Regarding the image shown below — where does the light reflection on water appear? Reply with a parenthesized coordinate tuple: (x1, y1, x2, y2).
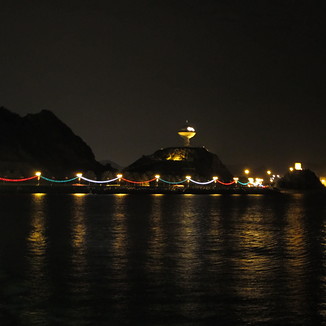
(0, 193, 325, 325)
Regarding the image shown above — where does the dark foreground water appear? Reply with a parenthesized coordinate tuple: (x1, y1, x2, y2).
(1, 193, 326, 326)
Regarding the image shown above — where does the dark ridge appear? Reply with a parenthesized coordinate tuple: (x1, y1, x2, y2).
(277, 169, 324, 190)
(123, 146, 233, 181)
(0, 106, 115, 177)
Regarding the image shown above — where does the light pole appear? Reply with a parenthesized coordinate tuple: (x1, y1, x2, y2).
(76, 173, 83, 183)
(186, 175, 191, 188)
(155, 175, 160, 187)
(117, 174, 123, 186)
(35, 171, 41, 186)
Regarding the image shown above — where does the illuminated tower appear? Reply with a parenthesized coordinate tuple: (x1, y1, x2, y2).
(178, 121, 196, 147)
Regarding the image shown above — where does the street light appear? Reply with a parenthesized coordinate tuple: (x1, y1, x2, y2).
(155, 175, 160, 187)
(35, 171, 41, 185)
(76, 173, 83, 182)
(117, 174, 123, 182)
(244, 169, 250, 175)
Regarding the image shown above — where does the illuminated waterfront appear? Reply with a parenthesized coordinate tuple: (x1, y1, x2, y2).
(1, 193, 326, 325)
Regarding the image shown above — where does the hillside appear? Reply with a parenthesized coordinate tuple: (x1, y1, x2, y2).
(0, 107, 113, 177)
(124, 147, 233, 181)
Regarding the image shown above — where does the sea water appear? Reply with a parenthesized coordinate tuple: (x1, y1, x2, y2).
(0, 193, 326, 325)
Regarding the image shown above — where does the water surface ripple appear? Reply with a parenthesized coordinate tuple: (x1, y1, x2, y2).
(0, 193, 325, 325)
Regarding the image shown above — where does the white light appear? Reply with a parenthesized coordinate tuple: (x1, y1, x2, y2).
(187, 127, 195, 132)
(294, 163, 302, 170)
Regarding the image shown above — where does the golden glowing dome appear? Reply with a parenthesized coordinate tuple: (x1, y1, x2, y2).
(178, 121, 196, 146)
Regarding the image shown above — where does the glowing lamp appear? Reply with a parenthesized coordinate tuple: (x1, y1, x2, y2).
(35, 171, 41, 183)
(267, 170, 271, 175)
(76, 173, 83, 178)
(186, 175, 191, 182)
(117, 174, 123, 181)
(244, 169, 250, 175)
(213, 176, 218, 182)
(233, 177, 239, 183)
(294, 163, 302, 170)
(289, 167, 294, 172)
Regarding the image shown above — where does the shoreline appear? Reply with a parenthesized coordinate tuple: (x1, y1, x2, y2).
(0, 184, 280, 194)
(0, 184, 324, 195)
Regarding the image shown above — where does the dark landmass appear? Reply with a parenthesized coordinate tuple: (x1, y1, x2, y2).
(100, 159, 122, 170)
(277, 169, 325, 191)
(123, 146, 233, 181)
(0, 107, 114, 177)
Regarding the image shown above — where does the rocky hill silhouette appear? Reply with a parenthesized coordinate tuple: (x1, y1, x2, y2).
(276, 169, 324, 191)
(0, 107, 113, 177)
(124, 147, 233, 181)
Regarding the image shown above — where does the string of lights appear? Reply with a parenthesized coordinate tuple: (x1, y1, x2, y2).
(80, 176, 119, 184)
(122, 177, 157, 184)
(158, 178, 188, 185)
(0, 173, 265, 187)
(0, 176, 38, 182)
(237, 181, 250, 186)
(41, 176, 78, 183)
(216, 180, 236, 186)
(189, 179, 215, 185)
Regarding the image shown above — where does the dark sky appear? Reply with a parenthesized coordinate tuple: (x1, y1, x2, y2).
(1, 0, 325, 174)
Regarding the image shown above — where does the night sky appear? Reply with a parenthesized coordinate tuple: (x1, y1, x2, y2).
(1, 1, 325, 174)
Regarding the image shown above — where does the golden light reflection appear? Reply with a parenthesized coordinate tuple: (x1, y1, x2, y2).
(234, 219, 276, 303)
(174, 196, 201, 317)
(146, 196, 164, 275)
(282, 197, 308, 313)
(33, 193, 46, 197)
(71, 195, 87, 252)
(29, 197, 47, 248)
(114, 193, 128, 197)
(27, 193, 49, 318)
(70, 193, 89, 305)
(73, 193, 87, 197)
(110, 195, 129, 298)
